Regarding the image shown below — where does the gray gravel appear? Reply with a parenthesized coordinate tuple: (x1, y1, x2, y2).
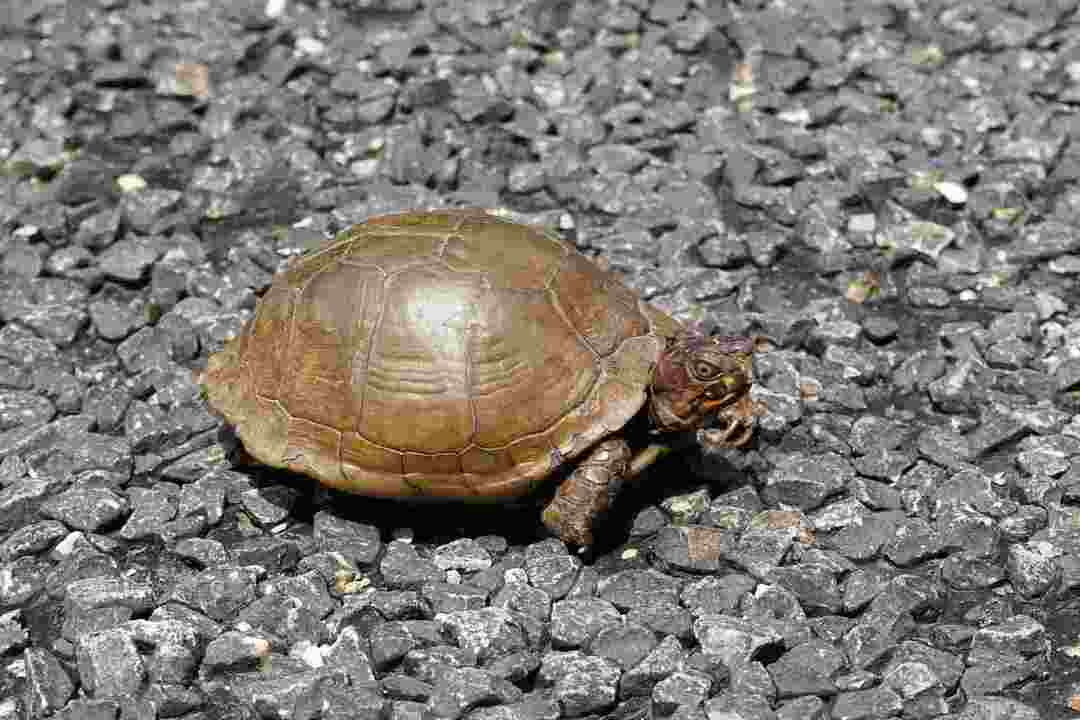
(2, 0, 1080, 718)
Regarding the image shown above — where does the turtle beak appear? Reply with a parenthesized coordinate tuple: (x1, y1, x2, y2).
(700, 396, 731, 414)
(703, 399, 732, 416)
(700, 372, 746, 415)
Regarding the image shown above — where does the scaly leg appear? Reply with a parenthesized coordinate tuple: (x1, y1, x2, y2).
(542, 437, 631, 547)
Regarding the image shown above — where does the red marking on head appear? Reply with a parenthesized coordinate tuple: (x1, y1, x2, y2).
(653, 350, 690, 392)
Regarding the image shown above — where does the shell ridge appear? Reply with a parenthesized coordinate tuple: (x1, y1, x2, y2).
(340, 368, 604, 456)
(293, 230, 353, 266)
(434, 211, 469, 261)
(540, 225, 574, 258)
(338, 259, 390, 273)
(281, 258, 344, 418)
(278, 285, 300, 409)
(546, 260, 602, 360)
(353, 270, 392, 437)
(463, 303, 478, 462)
(464, 278, 479, 449)
(468, 287, 542, 398)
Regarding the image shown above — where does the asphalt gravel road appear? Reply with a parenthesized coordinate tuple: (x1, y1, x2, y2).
(1, 0, 1079, 718)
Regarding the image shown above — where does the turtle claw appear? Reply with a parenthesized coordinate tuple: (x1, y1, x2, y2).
(700, 393, 759, 448)
(543, 504, 594, 548)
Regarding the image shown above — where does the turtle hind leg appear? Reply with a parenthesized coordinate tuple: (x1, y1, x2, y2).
(542, 437, 631, 547)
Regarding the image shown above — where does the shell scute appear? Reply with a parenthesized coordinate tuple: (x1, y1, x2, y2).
(552, 252, 650, 356)
(281, 262, 381, 430)
(342, 431, 402, 476)
(247, 282, 295, 398)
(357, 267, 476, 453)
(284, 416, 345, 488)
(469, 287, 599, 448)
(440, 216, 565, 290)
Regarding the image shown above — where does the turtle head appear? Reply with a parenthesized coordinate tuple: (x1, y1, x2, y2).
(648, 332, 758, 443)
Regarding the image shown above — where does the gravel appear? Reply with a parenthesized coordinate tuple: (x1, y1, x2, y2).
(1, 0, 1080, 718)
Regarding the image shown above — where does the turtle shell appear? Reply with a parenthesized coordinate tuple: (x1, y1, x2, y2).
(205, 209, 683, 499)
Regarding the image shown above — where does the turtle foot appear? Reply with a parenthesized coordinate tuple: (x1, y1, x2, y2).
(542, 437, 631, 547)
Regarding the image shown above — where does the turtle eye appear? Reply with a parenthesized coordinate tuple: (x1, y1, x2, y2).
(694, 362, 719, 378)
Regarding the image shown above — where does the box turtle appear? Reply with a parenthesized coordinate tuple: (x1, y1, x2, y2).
(204, 209, 759, 546)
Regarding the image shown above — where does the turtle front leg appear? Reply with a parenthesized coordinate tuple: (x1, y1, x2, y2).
(542, 437, 631, 547)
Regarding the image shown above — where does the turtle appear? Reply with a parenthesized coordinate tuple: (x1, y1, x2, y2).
(204, 208, 759, 546)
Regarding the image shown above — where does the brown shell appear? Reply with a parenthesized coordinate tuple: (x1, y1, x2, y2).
(205, 209, 683, 499)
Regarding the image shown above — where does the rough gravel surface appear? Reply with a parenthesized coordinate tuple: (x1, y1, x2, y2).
(1, 0, 1080, 719)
